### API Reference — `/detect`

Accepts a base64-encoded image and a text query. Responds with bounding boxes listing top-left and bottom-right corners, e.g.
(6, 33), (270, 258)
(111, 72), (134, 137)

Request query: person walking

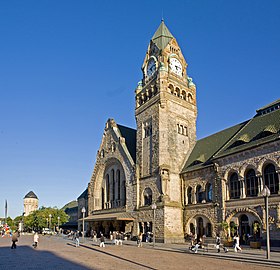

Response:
(216, 234), (228, 253)
(11, 231), (19, 249)
(33, 232), (39, 248)
(75, 231), (80, 247)
(191, 237), (202, 253)
(100, 234), (105, 247)
(137, 232), (143, 247)
(233, 234), (242, 252)
(93, 231), (97, 243)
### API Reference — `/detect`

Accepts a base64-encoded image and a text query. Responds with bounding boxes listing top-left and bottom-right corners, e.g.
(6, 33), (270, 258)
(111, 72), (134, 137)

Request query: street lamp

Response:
(261, 185), (271, 260)
(57, 216), (60, 234)
(49, 214), (52, 231)
(82, 207), (86, 243)
(151, 203), (157, 248)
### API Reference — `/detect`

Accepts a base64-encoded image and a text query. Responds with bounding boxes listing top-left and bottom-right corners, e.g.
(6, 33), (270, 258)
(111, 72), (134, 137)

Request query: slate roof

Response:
(182, 99), (280, 173)
(214, 108), (280, 158)
(24, 191), (38, 199)
(117, 124), (136, 162)
(61, 200), (78, 211)
(78, 189), (88, 200)
(181, 122), (247, 173)
(151, 20), (174, 50)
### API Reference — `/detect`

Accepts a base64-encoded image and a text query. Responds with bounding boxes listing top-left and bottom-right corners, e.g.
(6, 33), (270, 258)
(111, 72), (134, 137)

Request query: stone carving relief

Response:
(160, 166), (170, 198)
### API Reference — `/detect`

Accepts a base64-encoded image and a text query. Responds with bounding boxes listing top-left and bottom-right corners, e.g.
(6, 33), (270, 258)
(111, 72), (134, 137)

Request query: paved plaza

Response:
(0, 235), (279, 270)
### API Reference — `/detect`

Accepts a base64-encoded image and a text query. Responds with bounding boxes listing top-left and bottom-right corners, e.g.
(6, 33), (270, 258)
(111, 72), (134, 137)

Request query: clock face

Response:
(169, 58), (182, 76)
(147, 58), (156, 77)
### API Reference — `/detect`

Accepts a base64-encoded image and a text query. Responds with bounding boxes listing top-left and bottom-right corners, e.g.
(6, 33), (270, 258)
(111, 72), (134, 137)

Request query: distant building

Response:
(23, 191), (38, 216)
(77, 189), (88, 233)
(60, 200), (78, 231)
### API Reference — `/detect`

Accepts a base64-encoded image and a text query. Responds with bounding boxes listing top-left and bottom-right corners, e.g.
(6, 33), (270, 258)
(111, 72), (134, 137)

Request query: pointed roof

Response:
(152, 20), (174, 50)
(24, 191), (38, 199)
(117, 124), (136, 162)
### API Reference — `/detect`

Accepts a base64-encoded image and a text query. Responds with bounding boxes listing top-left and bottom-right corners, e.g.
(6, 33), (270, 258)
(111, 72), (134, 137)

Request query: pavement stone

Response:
(0, 234), (279, 270)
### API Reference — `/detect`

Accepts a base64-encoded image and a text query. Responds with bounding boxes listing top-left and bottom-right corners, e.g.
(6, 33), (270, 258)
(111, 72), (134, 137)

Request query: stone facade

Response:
(84, 21), (280, 244)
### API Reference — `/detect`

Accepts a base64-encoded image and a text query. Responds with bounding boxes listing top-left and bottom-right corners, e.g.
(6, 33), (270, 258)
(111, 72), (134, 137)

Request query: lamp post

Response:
(49, 214), (52, 231)
(261, 186), (271, 260)
(21, 212), (25, 233)
(57, 216), (60, 234)
(82, 207), (86, 243)
(46, 218), (48, 229)
(151, 203), (157, 248)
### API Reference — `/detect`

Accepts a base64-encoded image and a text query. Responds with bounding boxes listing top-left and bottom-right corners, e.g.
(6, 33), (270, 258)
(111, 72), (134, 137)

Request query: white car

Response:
(42, 228), (54, 235)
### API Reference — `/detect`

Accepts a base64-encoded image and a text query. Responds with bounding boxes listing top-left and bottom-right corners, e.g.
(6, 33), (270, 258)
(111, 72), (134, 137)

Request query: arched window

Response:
(101, 188), (104, 209)
(188, 93), (193, 102)
(196, 185), (204, 203)
(143, 188), (152, 206)
(117, 169), (121, 200)
(190, 223), (195, 235)
(197, 217), (204, 237)
(187, 187), (192, 204)
(181, 90), (186, 100)
(206, 223), (212, 237)
(229, 173), (240, 199)
(111, 169), (115, 201)
(122, 180), (126, 205)
(264, 164), (279, 194)
(252, 221), (260, 239)
(175, 87), (180, 97)
(206, 183), (212, 202)
(245, 169), (258, 197)
(106, 174), (110, 202)
(168, 84), (174, 95)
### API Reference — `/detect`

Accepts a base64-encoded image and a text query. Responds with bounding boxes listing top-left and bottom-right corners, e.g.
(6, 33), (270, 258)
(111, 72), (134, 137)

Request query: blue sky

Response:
(0, 0), (279, 218)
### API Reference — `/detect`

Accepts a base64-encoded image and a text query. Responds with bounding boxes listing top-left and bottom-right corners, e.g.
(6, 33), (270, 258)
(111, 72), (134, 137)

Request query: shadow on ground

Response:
(0, 245), (92, 270)
(68, 242), (157, 270)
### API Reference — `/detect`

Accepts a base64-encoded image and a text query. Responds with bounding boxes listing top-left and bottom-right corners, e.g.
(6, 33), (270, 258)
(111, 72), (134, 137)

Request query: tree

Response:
(23, 207), (68, 232)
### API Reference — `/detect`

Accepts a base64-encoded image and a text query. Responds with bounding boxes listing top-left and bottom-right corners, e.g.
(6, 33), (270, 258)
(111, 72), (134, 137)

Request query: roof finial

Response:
(161, 9), (164, 22)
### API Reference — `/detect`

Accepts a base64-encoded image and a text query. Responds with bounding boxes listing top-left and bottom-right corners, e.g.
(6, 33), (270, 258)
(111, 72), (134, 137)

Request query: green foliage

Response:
(23, 207), (69, 231)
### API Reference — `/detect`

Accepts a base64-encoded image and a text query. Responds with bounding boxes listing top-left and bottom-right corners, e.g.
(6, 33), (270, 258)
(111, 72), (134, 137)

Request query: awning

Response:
(82, 212), (134, 222)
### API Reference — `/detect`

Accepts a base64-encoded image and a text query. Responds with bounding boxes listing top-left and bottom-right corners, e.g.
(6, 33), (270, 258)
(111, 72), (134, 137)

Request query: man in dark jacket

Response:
(11, 231), (19, 249)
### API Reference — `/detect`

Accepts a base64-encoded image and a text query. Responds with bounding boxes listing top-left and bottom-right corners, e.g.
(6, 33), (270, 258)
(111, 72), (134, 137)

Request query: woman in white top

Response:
(233, 234), (242, 252)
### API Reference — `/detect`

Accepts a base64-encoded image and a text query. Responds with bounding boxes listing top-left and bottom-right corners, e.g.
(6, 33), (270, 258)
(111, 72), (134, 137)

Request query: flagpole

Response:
(5, 200), (7, 224)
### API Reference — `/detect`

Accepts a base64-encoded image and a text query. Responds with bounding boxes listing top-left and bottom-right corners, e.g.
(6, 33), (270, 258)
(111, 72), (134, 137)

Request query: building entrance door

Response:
(240, 214), (250, 244)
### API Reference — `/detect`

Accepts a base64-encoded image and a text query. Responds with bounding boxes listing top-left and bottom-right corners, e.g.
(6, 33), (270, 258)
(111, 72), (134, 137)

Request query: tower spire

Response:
(151, 20), (174, 50)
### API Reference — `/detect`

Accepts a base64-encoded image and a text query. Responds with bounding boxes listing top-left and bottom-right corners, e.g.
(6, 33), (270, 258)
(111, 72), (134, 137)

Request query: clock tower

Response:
(135, 20), (197, 242)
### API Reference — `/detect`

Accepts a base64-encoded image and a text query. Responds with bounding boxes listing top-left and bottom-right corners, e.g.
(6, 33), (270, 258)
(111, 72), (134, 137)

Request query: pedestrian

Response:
(11, 231), (18, 249)
(33, 232), (39, 248)
(119, 232), (123, 246)
(233, 234), (242, 252)
(93, 231), (97, 243)
(115, 232), (120, 245)
(100, 234), (105, 247)
(75, 231), (80, 247)
(191, 237), (202, 253)
(216, 233), (228, 253)
(137, 232), (143, 247)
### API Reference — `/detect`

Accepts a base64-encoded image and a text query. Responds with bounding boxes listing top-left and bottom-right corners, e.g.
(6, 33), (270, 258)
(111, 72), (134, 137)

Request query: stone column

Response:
(224, 179), (229, 201)
(257, 174), (264, 196)
(276, 170), (280, 195)
(192, 189), (197, 204)
(240, 177), (246, 198)
(276, 203), (280, 229)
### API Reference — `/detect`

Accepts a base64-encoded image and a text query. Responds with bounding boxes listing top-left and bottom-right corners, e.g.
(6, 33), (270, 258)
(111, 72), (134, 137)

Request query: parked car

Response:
(42, 228), (55, 235)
